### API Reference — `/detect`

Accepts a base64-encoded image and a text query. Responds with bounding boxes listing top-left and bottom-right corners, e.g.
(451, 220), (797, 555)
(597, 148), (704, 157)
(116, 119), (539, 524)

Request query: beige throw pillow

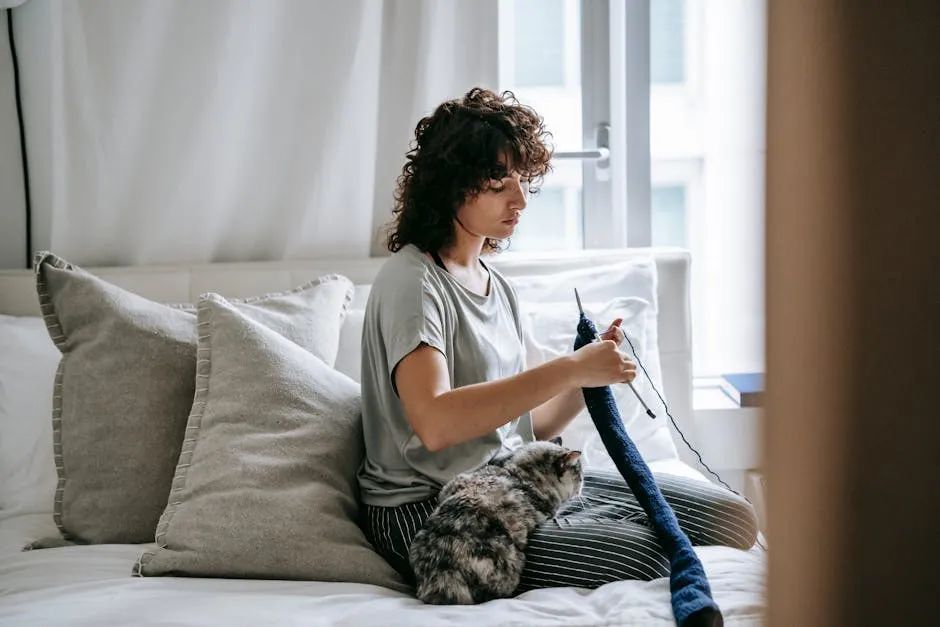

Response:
(33, 251), (353, 545)
(134, 293), (407, 592)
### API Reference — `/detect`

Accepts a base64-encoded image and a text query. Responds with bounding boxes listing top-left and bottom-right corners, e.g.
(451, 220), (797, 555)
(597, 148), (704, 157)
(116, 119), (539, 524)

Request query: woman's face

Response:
(455, 171), (530, 242)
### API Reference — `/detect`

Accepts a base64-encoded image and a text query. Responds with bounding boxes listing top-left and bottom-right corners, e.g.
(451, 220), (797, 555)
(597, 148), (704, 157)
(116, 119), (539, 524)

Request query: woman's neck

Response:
(432, 226), (491, 296)
(438, 225), (485, 269)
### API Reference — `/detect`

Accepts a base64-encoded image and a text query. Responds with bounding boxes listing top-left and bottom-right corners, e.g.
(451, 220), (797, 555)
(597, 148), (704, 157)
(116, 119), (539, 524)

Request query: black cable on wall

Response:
(6, 8), (31, 269)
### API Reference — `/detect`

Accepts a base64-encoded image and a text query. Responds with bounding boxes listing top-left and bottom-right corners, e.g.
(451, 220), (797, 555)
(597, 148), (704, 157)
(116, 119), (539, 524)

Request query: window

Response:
(648, 0), (767, 376)
(499, 0), (767, 377)
(651, 185), (687, 248)
(512, 0), (565, 87)
(650, 0), (685, 84)
(498, 0), (586, 253)
(510, 187), (582, 251)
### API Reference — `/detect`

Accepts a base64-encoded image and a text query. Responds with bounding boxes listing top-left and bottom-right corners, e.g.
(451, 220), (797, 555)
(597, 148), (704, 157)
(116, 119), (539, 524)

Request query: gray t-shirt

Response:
(357, 244), (535, 507)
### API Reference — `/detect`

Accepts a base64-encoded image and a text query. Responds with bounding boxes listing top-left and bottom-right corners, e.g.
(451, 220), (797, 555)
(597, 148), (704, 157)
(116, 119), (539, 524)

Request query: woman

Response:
(358, 87), (758, 592)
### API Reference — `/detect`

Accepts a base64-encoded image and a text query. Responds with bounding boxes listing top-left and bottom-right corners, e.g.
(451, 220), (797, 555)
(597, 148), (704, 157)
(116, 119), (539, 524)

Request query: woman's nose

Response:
(512, 178), (529, 209)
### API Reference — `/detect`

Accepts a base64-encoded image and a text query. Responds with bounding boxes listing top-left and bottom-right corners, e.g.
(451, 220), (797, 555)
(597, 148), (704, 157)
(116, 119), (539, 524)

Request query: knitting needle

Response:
(575, 288), (657, 419)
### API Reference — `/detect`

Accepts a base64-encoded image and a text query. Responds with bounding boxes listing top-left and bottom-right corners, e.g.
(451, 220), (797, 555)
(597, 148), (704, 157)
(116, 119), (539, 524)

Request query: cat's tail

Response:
(415, 570), (475, 605)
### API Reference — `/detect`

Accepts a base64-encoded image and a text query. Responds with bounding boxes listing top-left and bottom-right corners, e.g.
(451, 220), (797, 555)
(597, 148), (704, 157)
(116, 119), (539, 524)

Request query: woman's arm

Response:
(530, 387), (585, 441)
(529, 318), (630, 441)
(395, 338), (632, 452)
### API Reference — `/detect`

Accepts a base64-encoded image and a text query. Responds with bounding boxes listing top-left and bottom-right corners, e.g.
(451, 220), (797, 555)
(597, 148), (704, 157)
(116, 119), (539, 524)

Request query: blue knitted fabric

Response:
(575, 314), (722, 627)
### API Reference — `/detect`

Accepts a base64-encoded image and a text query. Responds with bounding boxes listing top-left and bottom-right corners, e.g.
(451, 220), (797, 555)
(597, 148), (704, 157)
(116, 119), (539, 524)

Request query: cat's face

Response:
(510, 441), (584, 501)
(552, 448), (584, 502)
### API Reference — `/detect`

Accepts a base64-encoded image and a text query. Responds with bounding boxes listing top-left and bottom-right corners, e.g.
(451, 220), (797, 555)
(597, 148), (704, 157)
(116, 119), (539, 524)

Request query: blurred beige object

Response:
(765, 1), (939, 625)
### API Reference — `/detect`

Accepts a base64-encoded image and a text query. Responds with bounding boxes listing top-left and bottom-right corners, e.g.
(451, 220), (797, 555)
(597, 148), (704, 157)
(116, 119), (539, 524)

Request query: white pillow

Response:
(0, 315), (59, 520)
(509, 258), (679, 464)
(334, 284), (372, 383)
(522, 297), (678, 466)
(336, 263), (679, 464)
(334, 308), (365, 383)
(508, 258), (659, 307)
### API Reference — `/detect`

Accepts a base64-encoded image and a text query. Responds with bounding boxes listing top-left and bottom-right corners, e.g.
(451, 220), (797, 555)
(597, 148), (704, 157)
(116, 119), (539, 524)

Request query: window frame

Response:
(499, 0), (664, 251)
(499, 0), (768, 379)
(603, 0), (652, 248)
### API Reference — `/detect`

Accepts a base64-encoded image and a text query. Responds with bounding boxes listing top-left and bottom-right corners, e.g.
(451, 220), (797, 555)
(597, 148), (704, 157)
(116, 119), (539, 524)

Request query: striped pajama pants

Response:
(362, 469), (759, 591)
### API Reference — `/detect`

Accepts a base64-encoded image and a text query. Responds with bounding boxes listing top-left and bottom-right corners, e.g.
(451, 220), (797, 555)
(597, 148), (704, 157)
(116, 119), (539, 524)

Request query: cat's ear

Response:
(563, 451), (582, 467)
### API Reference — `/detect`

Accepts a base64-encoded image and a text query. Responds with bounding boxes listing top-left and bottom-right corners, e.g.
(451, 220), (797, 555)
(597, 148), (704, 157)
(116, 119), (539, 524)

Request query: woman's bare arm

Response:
(530, 387), (586, 441)
(394, 339), (632, 452)
(528, 319), (632, 441)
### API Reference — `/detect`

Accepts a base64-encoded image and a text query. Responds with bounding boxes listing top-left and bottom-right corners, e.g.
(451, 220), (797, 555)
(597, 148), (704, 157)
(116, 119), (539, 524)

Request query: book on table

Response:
(719, 372), (764, 407)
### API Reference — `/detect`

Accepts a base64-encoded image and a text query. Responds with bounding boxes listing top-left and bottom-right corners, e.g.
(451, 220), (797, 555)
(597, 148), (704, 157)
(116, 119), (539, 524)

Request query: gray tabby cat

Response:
(409, 440), (584, 605)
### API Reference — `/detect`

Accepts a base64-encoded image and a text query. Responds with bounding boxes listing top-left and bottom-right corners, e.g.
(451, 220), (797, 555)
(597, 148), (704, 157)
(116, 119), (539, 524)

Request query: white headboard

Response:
(0, 248), (693, 437)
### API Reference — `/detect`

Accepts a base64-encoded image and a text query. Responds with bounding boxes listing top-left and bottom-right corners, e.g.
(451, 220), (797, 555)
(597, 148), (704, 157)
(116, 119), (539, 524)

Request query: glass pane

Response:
(651, 185), (686, 247)
(513, 0), (565, 87)
(650, 0), (685, 84)
(510, 182), (583, 251)
(650, 0), (768, 377)
(499, 0), (583, 251)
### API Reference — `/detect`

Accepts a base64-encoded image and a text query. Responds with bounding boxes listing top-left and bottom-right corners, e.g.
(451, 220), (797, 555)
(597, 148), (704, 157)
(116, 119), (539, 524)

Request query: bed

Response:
(0, 248), (766, 626)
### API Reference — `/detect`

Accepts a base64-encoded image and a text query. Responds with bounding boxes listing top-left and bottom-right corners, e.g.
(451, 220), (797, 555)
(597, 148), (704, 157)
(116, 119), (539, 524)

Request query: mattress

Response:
(0, 485), (766, 626)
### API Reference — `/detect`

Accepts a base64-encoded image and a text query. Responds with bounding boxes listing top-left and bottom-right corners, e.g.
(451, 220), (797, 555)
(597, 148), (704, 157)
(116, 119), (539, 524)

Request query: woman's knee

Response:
(710, 488), (760, 549)
(522, 522), (672, 588)
(656, 474), (760, 549)
(726, 492), (760, 549)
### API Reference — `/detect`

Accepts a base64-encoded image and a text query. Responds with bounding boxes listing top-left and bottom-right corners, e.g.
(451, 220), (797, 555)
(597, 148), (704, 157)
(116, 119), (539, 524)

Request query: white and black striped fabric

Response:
(362, 469), (758, 590)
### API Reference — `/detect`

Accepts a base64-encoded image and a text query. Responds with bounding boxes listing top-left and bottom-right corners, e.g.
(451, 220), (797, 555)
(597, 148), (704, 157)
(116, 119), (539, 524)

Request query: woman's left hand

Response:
(599, 318), (625, 346)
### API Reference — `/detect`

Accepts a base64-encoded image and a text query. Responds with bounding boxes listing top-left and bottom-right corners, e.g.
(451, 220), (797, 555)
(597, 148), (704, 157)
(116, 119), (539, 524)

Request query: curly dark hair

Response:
(384, 87), (553, 254)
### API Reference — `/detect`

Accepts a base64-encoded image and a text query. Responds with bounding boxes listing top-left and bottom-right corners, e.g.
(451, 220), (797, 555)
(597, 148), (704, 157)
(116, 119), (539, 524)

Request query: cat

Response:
(408, 440), (583, 605)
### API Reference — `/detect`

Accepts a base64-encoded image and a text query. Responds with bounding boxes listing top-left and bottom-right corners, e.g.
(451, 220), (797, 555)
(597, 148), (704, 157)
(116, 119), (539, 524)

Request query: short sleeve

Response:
(497, 273), (534, 365)
(517, 301), (547, 369)
(380, 274), (448, 382)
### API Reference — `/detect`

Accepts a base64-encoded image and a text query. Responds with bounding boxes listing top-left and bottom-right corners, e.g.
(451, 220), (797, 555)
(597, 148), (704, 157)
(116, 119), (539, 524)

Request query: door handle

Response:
(550, 123), (610, 181)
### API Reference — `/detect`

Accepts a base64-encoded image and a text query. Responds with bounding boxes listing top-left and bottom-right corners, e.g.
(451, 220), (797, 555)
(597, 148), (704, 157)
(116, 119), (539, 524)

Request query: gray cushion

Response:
(134, 293), (407, 592)
(34, 251), (353, 544)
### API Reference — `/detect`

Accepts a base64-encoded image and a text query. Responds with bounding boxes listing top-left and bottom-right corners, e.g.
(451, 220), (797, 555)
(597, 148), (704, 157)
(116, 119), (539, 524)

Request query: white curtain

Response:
(1, 8), (28, 269)
(10, 0), (497, 267)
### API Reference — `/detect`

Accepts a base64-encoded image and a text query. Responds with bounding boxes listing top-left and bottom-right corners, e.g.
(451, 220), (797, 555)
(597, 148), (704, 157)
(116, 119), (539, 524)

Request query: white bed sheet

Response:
(0, 486), (766, 627)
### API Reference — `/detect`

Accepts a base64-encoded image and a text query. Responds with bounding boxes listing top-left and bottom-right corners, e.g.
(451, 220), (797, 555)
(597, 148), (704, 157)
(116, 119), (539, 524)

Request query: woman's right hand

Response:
(567, 340), (637, 388)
